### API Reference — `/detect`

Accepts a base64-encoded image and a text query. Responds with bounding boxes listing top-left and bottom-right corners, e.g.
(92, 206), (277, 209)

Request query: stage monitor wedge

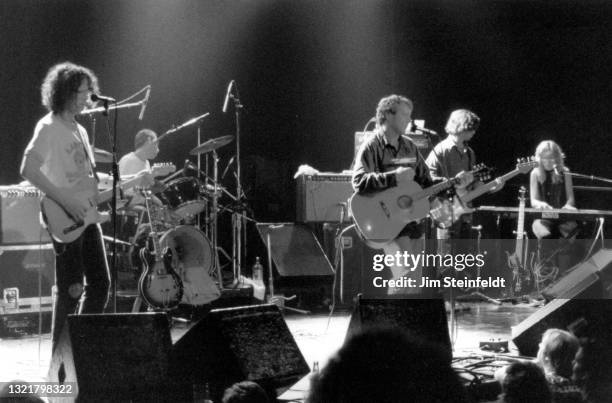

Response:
(172, 304), (310, 400)
(48, 313), (172, 402)
(346, 296), (452, 364)
(513, 249), (612, 356)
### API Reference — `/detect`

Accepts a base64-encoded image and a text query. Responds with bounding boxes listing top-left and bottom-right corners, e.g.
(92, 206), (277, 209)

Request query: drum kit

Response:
(102, 134), (236, 309)
(85, 84), (249, 312)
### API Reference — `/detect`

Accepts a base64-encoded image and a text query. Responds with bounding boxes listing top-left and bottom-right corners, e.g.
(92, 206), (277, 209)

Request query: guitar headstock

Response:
(515, 157), (537, 174)
(151, 162), (177, 177)
(518, 185), (526, 202)
(472, 163), (493, 182)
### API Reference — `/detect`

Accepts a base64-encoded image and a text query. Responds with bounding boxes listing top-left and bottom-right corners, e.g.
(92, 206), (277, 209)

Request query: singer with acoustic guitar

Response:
(352, 95), (437, 295)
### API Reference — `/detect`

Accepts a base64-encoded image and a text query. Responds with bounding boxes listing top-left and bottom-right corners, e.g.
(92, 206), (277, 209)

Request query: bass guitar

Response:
(505, 186), (531, 296)
(349, 164), (489, 248)
(430, 158), (536, 228)
(138, 190), (183, 310)
(41, 163), (175, 243)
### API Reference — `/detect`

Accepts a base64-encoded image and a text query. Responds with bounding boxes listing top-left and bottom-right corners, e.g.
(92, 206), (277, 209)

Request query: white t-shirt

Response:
(118, 152), (150, 176)
(24, 113), (95, 188)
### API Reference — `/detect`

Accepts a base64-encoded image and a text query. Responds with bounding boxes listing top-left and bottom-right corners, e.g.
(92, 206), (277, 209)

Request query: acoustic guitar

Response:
(349, 164), (489, 248)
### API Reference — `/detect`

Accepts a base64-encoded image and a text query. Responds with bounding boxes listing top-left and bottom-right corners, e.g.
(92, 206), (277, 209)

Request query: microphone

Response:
(91, 93), (116, 103)
(414, 126), (438, 136)
(222, 156), (236, 179)
(553, 164), (562, 176)
(138, 86), (151, 120)
(222, 80), (235, 113)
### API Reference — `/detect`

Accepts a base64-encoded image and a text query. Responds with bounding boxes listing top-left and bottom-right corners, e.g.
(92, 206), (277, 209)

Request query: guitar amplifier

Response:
(296, 174), (353, 223)
(0, 186), (50, 244)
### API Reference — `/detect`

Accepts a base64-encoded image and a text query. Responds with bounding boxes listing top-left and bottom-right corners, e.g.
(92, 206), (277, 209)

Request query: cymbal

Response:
(189, 135), (234, 155)
(94, 147), (113, 163)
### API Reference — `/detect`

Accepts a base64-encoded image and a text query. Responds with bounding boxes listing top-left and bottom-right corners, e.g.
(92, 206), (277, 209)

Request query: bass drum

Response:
(159, 226), (220, 306)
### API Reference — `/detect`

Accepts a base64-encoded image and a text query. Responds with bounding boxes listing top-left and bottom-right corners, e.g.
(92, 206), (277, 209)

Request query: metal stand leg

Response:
(265, 232), (309, 315)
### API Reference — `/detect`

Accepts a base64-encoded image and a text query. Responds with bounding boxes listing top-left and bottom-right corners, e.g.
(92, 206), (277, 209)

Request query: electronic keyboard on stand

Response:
(476, 206), (612, 221)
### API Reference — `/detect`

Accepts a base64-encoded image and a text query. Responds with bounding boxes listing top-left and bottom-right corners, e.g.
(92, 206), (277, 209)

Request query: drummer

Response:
(118, 128), (162, 207)
(119, 129), (159, 176)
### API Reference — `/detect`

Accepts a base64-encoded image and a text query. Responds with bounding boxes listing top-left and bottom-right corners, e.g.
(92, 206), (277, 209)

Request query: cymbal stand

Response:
(230, 87), (245, 283)
(195, 125), (211, 234)
(197, 126), (202, 229)
(210, 149), (223, 287)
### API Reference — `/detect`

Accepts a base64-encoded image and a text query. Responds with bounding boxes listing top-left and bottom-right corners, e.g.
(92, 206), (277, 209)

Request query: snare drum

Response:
(157, 177), (206, 220)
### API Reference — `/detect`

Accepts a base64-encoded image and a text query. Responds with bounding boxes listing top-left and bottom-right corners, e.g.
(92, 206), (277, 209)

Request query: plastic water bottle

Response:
(193, 382), (213, 403)
(253, 257), (264, 283)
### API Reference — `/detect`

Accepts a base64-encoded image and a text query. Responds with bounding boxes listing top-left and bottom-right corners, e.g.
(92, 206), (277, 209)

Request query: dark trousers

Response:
(51, 224), (110, 352)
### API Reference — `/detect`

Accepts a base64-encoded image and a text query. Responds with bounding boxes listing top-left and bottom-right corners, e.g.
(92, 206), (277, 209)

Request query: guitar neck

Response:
(514, 199), (526, 260)
(95, 164), (173, 205)
(143, 193), (163, 258)
(414, 178), (457, 200)
(462, 168), (521, 203)
(97, 175), (143, 205)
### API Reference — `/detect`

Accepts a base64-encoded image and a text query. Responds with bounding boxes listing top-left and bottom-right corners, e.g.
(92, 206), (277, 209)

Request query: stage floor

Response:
(0, 301), (539, 398)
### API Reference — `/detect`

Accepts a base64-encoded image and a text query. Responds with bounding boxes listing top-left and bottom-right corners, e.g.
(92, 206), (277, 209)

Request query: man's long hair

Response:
(41, 62), (99, 114)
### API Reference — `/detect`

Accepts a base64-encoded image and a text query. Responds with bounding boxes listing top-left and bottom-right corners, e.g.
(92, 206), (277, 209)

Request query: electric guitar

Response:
(349, 164), (489, 248)
(41, 163), (175, 243)
(430, 158), (537, 228)
(138, 190), (183, 310)
(506, 186), (530, 295)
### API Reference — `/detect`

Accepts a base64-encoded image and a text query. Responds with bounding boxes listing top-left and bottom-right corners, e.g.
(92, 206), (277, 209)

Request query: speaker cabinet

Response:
(0, 245), (54, 299)
(513, 249), (612, 356)
(0, 186), (50, 244)
(48, 313), (172, 402)
(346, 296), (452, 363)
(172, 304), (309, 401)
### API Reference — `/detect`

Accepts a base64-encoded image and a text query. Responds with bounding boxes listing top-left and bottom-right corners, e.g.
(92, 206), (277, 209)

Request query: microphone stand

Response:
(81, 100), (145, 116)
(155, 112), (210, 143)
(568, 172), (612, 187)
(99, 99), (120, 313)
(83, 95), (146, 313)
(230, 90), (245, 285)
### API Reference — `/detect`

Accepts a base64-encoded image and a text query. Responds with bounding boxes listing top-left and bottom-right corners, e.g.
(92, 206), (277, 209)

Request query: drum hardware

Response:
(153, 112), (210, 145)
(209, 148), (223, 287)
(189, 132), (249, 288)
(102, 235), (132, 247)
(222, 82), (248, 285)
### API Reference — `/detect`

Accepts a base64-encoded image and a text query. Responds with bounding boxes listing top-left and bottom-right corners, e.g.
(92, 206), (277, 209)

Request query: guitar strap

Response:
(76, 126), (100, 184)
